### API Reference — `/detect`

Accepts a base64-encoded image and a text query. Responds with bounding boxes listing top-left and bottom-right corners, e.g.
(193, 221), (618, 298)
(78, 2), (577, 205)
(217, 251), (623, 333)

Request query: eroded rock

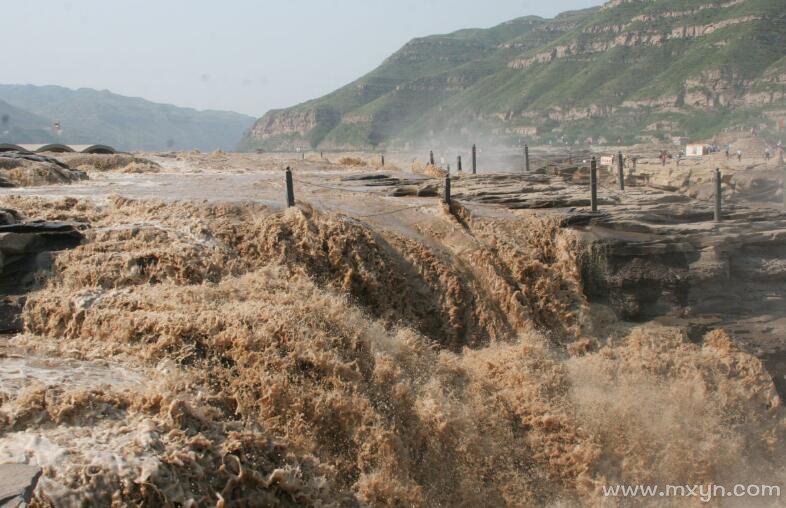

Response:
(0, 152), (87, 187)
(0, 463), (41, 507)
(0, 217), (85, 331)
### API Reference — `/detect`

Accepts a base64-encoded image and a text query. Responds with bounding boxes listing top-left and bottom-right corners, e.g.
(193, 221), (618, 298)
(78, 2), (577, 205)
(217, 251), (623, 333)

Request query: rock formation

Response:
(0, 152), (87, 187)
(0, 209), (84, 331)
(241, 0), (786, 151)
(0, 463), (41, 507)
(342, 158), (786, 394)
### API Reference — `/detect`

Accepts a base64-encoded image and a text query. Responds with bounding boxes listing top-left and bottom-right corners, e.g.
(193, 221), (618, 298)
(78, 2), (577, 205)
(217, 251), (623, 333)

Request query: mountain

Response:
(240, 0), (786, 151)
(0, 98), (55, 144)
(0, 85), (256, 152)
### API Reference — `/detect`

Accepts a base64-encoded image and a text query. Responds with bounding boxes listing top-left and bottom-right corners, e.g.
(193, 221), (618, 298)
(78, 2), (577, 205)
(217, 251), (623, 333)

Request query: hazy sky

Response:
(8, 1), (598, 117)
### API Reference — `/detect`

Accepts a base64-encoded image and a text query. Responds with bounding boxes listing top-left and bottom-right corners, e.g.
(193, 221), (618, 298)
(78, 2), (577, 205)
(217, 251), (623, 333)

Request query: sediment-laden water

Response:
(1, 195), (783, 507)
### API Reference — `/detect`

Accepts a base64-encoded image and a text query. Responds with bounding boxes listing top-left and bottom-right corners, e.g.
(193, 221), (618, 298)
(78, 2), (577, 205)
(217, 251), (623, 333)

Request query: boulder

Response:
(0, 152), (87, 187)
(0, 151), (70, 169)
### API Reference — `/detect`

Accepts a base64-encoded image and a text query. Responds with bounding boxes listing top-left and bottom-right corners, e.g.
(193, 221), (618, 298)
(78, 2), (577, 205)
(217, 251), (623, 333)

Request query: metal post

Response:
(457, 155), (462, 172)
(590, 157), (598, 212)
(472, 144), (477, 174)
(443, 176), (451, 204)
(285, 167), (295, 208)
(714, 168), (722, 222)
(782, 165), (786, 210)
(780, 149), (786, 209)
(430, 151), (435, 165)
(525, 144), (530, 172)
(617, 151), (625, 191)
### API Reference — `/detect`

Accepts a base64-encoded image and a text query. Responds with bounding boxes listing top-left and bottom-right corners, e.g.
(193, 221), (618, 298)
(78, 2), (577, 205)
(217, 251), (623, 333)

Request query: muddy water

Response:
(0, 155), (784, 506)
(0, 155), (446, 227)
(0, 351), (144, 398)
(0, 335), (167, 503)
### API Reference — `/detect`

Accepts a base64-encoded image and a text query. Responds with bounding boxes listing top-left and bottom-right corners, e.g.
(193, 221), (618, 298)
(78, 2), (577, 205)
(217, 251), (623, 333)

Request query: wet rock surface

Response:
(570, 203), (786, 393)
(0, 463), (41, 507)
(0, 152), (71, 170)
(0, 152), (87, 188)
(0, 214), (84, 331)
(346, 163), (786, 393)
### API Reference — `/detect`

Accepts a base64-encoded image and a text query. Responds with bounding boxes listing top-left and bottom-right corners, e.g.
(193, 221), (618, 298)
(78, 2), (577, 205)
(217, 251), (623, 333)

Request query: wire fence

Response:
(280, 147), (784, 221)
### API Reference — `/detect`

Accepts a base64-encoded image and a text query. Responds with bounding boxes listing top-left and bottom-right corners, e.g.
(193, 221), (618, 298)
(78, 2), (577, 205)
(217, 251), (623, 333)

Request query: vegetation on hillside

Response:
(241, 0), (786, 151)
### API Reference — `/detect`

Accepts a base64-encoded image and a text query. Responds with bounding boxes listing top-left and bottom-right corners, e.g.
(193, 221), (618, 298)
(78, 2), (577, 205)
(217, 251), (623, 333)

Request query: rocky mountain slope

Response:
(240, 0), (786, 151)
(0, 85), (256, 152)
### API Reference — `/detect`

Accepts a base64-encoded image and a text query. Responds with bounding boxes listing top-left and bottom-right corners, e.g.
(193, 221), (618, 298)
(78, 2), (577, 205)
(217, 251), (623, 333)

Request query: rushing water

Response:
(1, 189), (784, 506)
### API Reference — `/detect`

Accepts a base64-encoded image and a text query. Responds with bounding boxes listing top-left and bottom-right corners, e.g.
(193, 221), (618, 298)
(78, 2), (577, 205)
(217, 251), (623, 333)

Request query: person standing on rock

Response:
(765, 148), (771, 163)
(737, 149), (742, 162)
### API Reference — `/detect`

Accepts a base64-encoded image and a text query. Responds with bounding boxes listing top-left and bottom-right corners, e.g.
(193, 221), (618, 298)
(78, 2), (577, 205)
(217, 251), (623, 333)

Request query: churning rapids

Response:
(0, 151), (784, 507)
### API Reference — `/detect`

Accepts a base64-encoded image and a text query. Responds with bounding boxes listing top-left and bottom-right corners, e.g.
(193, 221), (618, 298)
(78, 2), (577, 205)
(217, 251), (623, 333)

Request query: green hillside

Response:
(241, 0), (786, 151)
(0, 85), (256, 152)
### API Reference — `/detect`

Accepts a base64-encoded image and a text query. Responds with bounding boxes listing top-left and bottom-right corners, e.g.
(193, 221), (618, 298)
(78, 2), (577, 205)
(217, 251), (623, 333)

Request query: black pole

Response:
(714, 168), (722, 222)
(457, 155), (462, 172)
(472, 144), (477, 174)
(525, 144), (530, 172)
(381, 154), (385, 166)
(778, 147), (784, 205)
(285, 167), (295, 208)
(617, 151), (625, 191)
(430, 151), (435, 165)
(782, 164), (786, 210)
(590, 157), (598, 212)
(443, 176), (451, 204)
